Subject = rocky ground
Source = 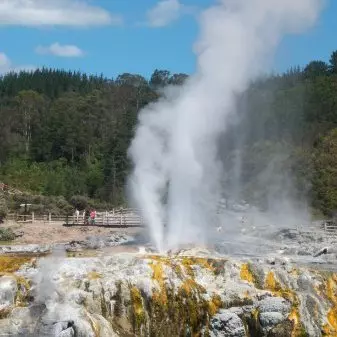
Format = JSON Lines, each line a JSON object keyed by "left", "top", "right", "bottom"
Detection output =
{"left": 0, "top": 221, "right": 336, "bottom": 337}
{"left": 2, "top": 220, "right": 142, "bottom": 245}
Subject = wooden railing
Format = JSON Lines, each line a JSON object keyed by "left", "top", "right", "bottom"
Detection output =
{"left": 7, "top": 213, "right": 67, "bottom": 224}
{"left": 6, "top": 208, "right": 144, "bottom": 227}
{"left": 322, "top": 220, "right": 337, "bottom": 233}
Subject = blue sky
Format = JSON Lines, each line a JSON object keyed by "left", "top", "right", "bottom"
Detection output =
{"left": 0, "top": 0, "right": 336, "bottom": 79}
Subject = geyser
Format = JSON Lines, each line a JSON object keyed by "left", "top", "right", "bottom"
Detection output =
{"left": 128, "top": 0, "right": 324, "bottom": 252}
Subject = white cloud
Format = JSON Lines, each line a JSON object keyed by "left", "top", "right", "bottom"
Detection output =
{"left": 36, "top": 43, "right": 84, "bottom": 57}
{"left": 0, "top": 0, "right": 122, "bottom": 27}
{"left": 0, "top": 52, "right": 35, "bottom": 74}
{"left": 146, "top": 0, "right": 183, "bottom": 27}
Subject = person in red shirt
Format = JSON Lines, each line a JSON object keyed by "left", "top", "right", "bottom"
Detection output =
{"left": 90, "top": 209, "right": 96, "bottom": 225}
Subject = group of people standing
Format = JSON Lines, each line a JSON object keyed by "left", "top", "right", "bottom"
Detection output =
{"left": 74, "top": 208, "right": 97, "bottom": 225}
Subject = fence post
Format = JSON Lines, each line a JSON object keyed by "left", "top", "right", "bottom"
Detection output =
{"left": 31, "top": 212, "right": 34, "bottom": 223}
{"left": 120, "top": 213, "right": 122, "bottom": 227}
{"left": 48, "top": 213, "right": 51, "bottom": 224}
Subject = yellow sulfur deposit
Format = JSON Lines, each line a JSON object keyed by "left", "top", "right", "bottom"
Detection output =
{"left": 130, "top": 286, "right": 146, "bottom": 331}
{"left": 208, "top": 294, "right": 222, "bottom": 316}
{"left": 322, "top": 275, "right": 337, "bottom": 336}
{"left": 240, "top": 263, "right": 256, "bottom": 284}
{"left": 0, "top": 255, "right": 33, "bottom": 273}
{"left": 150, "top": 261, "right": 168, "bottom": 306}
{"left": 87, "top": 271, "right": 102, "bottom": 280}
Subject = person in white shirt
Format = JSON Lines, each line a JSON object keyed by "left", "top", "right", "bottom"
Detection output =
{"left": 75, "top": 209, "right": 80, "bottom": 223}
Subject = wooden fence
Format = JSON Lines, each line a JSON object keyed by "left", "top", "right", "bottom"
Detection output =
{"left": 321, "top": 220, "right": 337, "bottom": 233}
{"left": 6, "top": 208, "right": 144, "bottom": 228}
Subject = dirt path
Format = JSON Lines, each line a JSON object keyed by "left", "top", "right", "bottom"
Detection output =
{"left": 3, "top": 220, "right": 144, "bottom": 245}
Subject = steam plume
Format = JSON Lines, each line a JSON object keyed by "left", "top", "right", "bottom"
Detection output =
{"left": 128, "top": 0, "right": 324, "bottom": 252}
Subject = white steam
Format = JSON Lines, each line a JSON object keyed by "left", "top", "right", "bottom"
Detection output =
{"left": 128, "top": 0, "right": 324, "bottom": 252}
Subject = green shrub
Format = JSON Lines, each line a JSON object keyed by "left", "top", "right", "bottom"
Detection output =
{"left": 0, "top": 228, "right": 16, "bottom": 241}
{"left": 0, "top": 191, "right": 8, "bottom": 218}
{"left": 70, "top": 195, "right": 89, "bottom": 211}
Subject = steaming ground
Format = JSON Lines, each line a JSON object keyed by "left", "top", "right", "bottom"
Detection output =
{"left": 4, "top": 209, "right": 335, "bottom": 271}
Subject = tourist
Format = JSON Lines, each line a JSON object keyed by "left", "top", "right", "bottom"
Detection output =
{"left": 74, "top": 209, "right": 79, "bottom": 223}
{"left": 85, "top": 209, "right": 90, "bottom": 225}
{"left": 90, "top": 209, "right": 97, "bottom": 225}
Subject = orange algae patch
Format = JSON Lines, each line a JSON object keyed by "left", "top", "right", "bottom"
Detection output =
{"left": 322, "top": 274, "right": 337, "bottom": 336}
{"left": 181, "top": 257, "right": 215, "bottom": 271}
{"left": 264, "top": 271, "right": 296, "bottom": 302}
{"left": 208, "top": 294, "right": 222, "bottom": 316}
{"left": 179, "top": 278, "right": 206, "bottom": 297}
{"left": 130, "top": 287, "right": 143, "bottom": 315}
{"left": 240, "top": 263, "right": 255, "bottom": 284}
{"left": 130, "top": 286, "right": 146, "bottom": 330}
{"left": 0, "top": 255, "right": 33, "bottom": 273}
{"left": 149, "top": 261, "right": 168, "bottom": 306}
{"left": 146, "top": 255, "right": 224, "bottom": 278}
{"left": 265, "top": 271, "right": 278, "bottom": 291}
{"left": 324, "top": 308, "right": 337, "bottom": 336}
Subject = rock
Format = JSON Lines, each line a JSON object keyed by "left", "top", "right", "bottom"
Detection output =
{"left": 297, "top": 273, "right": 312, "bottom": 291}
{"left": 58, "top": 327, "right": 75, "bottom": 337}
{"left": 258, "top": 297, "right": 290, "bottom": 315}
{"left": 259, "top": 312, "right": 284, "bottom": 327}
{"left": 0, "top": 244, "right": 51, "bottom": 255}
{"left": 65, "top": 232, "right": 134, "bottom": 252}
{"left": 0, "top": 276, "right": 17, "bottom": 316}
{"left": 53, "top": 321, "right": 74, "bottom": 335}
{"left": 256, "top": 297, "right": 290, "bottom": 333}
{"left": 313, "top": 247, "right": 329, "bottom": 257}
{"left": 210, "top": 311, "right": 246, "bottom": 337}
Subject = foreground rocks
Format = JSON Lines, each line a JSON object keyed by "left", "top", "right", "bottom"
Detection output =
{"left": 0, "top": 244, "right": 51, "bottom": 255}
{"left": 0, "top": 247, "right": 336, "bottom": 336}
{"left": 65, "top": 232, "right": 134, "bottom": 253}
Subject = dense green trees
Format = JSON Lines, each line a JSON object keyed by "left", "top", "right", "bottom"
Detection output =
{"left": 312, "top": 128, "right": 337, "bottom": 215}
{"left": 1, "top": 52, "right": 337, "bottom": 215}
{"left": 0, "top": 68, "right": 175, "bottom": 206}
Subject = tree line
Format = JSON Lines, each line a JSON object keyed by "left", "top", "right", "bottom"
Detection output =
{"left": 0, "top": 52, "right": 337, "bottom": 216}
{"left": 0, "top": 69, "right": 187, "bottom": 208}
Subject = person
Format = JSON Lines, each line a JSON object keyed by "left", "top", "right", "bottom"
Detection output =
{"left": 90, "top": 209, "right": 96, "bottom": 225}
{"left": 74, "top": 209, "right": 79, "bottom": 223}
{"left": 84, "top": 209, "right": 90, "bottom": 225}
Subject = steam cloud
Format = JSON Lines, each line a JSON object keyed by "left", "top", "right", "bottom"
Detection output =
{"left": 128, "top": 0, "right": 324, "bottom": 252}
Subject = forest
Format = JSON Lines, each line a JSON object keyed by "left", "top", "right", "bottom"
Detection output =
{"left": 0, "top": 51, "right": 337, "bottom": 217}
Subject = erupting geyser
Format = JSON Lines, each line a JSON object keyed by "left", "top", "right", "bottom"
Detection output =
{"left": 128, "top": 0, "right": 324, "bottom": 252}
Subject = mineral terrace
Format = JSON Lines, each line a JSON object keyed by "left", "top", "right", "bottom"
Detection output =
{"left": 0, "top": 229, "right": 336, "bottom": 337}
